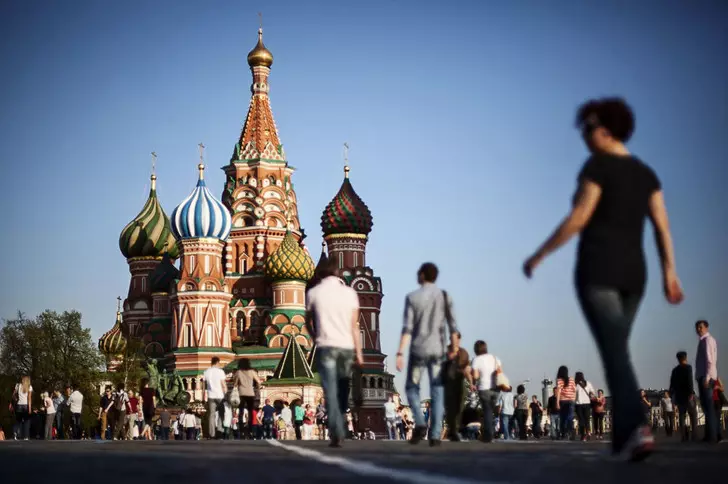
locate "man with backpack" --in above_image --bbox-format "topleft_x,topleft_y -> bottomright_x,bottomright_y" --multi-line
112,383 -> 129,440
395,262 -> 459,447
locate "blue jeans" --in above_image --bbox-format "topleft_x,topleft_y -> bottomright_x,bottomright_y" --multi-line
55,411 -> 64,439
317,347 -> 354,441
386,418 -> 397,439
15,404 -> 31,440
478,390 -> 499,442
405,354 -> 444,441
697,378 -> 718,441
501,414 -> 512,439
559,401 -> 575,439
576,285 -> 645,451
550,414 -> 560,439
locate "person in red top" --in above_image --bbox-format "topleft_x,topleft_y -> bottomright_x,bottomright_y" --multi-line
251,408 -> 260,440
592,389 -> 607,440
140,378 -> 156,426
555,366 -> 576,440
127,390 -> 140,440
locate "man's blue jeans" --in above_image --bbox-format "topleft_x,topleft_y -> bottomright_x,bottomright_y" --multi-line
500,414 -> 512,439
386,418 -> 397,440
576,285 -> 645,452
405,354 -> 444,441
318,347 -> 354,441
550,414 -> 560,439
697,378 -> 718,442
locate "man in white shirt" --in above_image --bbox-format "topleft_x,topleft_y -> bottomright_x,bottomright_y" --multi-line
470,340 -> 503,443
66,383 -> 84,440
695,319 -> 719,443
203,357 -> 228,439
383,396 -> 398,440
280,402 -> 293,440
306,257 -> 363,448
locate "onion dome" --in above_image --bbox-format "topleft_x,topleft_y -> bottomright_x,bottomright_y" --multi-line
148,252 -> 180,293
264,231 -> 315,281
247,28 -> 273,68
119,174 -> 179,260
171,164 -> 232,241
99,307 -> 127,356
321,166 -> 373,236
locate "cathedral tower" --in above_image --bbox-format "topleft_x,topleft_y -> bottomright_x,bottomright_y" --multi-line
170,156 -> 234,372
221,28 -> 307,345
118,171 -> 178,338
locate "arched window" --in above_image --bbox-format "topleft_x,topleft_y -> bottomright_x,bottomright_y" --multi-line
236,312 -> 246,334
361,376 -> 367,388
238,255 -> 248,274
378,378 -> 383,389
369,377 -> 375,388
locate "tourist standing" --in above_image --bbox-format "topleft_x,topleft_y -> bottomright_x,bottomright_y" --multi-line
669,351 -> 697,442
395,262 -> 459,447
280,401 -> 293,440
547,387 -> 560,440
444,332 -> 471,441
514,385 -> 529,440
293,400 -> 305,440
530,396 -> 543,439
555,366 -> 576,440
592,390 -> 606,440
261,399 -> 276,439
575,372 -> 595,441
127,390 -> 139,440
41,392 -> 55,440
303,404 -> 315,440
315,398 -> 327,440
159,407 -> 171,440
66,383 -> 84,440
12,376 -> 33,441
98,385 -> 113,440
470,340 -> 504,443
523,98 -> 684,461
140,378 -> 156,427
233,358 -> 261,440
695,320 -> 719,443
384,396 -> 397,440
112,383 -> 129,440
52,390 -> 65,440
305,257 -> 363,448
498,386 -> 515,440
203,356 -> 228,439
660,392 -> 675,437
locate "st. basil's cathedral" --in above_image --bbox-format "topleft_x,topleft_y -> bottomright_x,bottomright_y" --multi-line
98,28 -> 394,432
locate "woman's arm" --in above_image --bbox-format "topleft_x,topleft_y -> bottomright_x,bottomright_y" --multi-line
524,181 -> 602,276
648,191 -> 677,274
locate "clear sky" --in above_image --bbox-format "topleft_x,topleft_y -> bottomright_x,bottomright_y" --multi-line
1,0 -> 726,397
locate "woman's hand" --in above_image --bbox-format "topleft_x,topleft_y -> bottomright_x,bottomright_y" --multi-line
522,253 -> 543,279
663,269 -> 684,305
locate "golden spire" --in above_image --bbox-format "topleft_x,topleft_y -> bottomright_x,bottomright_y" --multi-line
247,15 -> 274,68
116,296 -> 122,320
198,143 -> 205,180
150,151 -> 157,190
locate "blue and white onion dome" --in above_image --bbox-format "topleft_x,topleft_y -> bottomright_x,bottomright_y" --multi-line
171,163 -> 232,241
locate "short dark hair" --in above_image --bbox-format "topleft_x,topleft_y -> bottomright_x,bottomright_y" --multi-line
418,262 -> 439,283
575,97 -> 635,142
474,340 -> 488,356
695,320 -> 709,329
318,257 -> 340,278
676,351 -> 688,361
117,382 -> 125,391
517,384 -> 525,395
211,356 -> 221,366
104,385 -> 112,391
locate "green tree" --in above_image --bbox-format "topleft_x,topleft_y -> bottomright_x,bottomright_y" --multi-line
0,310 -> 105,435
108,336 -> 147,392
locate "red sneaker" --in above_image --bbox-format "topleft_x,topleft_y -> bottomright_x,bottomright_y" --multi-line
624,426 -> 655,462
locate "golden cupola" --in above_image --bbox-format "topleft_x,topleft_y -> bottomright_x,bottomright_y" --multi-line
247,28 -> 273,68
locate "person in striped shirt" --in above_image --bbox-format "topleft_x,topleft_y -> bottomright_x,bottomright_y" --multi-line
555,366 -> 576,440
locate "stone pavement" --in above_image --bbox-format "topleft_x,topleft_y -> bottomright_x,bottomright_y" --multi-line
0,438 -> 725,484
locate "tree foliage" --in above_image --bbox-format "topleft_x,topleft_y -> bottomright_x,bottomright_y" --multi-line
109,336 -> 147,392
0,310 -> 105,433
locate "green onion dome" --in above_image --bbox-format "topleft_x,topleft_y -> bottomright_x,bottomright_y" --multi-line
321,166 -> 373,236
119,174 -> 179,260
98,310 -> 127,356
264,231 -> 315,281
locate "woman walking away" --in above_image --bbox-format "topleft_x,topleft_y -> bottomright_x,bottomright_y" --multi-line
523,97 -> 684,461
574,372 -> 595,441
514,385 -> 529,440
555,366 -> 576,440
592,390 -> 606,440
233,358 -> 262,440
12,376 -> 33,440
42,392 -> 55,440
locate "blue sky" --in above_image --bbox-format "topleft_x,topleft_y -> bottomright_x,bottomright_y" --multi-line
1,0 -> 726,396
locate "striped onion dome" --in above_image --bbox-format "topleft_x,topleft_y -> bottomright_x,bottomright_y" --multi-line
98,311 -> 127,356
321,166 -> 373,236
171,164 -> 232,241
264,231 -> 315,281
119,175 -> 179,259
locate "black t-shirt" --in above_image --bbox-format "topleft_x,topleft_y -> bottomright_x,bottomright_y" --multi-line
575,154 -> 661,292
547,396 -> 558,414
100,394 -> 112,410
529,402 -> 542,416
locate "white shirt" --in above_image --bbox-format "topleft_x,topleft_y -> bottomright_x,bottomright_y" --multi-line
203,366 -> 227,400
44,396 -> 55,415
499,391 -> 514,415
67,390 -> 84,413
281,407 -> 292,425
384,401 -> 397,420
15,384 -> 33,405
183,413 -> 197,428
575,381 -> 595,404
306,276 -> 360,350
471,354 -> 501,391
